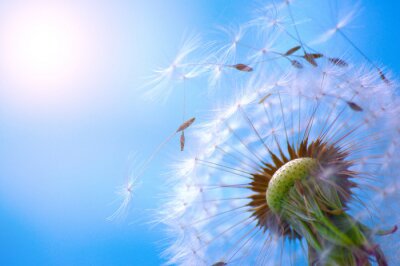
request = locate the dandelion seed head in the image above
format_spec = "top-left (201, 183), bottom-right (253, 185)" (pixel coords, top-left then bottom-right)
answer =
top-left (152, 1), bottom-right (400, 265)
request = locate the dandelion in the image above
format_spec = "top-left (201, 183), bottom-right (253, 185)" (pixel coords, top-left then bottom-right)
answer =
top-left (160, 67), bottom-right (399, 265)
top-left (154, 1), bottom-right (400, 265)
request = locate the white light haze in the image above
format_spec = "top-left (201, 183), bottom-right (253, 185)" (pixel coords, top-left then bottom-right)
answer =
top-left (0, 3), bottom-right (99, 116)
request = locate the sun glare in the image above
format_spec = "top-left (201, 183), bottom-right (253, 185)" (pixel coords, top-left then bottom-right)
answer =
top-left (1, 5), bottom-right (86, 85)
top-left (13, 20), bottom-right (74, 79)
top-left (0, 3), bottom-right (98, 115)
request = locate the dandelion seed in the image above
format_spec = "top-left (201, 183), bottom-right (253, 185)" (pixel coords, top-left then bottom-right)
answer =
top-left (308, 53), bottom-right (324, 59)
top-left (291, 59), bottom-right (303, 69)
top-left (180, 131), bottom-right (185, 152)
top-left (347, 101), bottom-right (363, 112)
top-left (258, 93), bottom-right (272, 104)
top-left (311, 3), bottom-right (360, 44)
top-left (176, 117), bottom-right (196, 133)
top-left (108, 175), bottom-right (140, 222)
top-left (378, 68), bottom-right (391, 85)
top-left (284, 45), bottom-right (301, 56)
top-left (231, 63), bottom-right (253, 72)
top-left (335, 29), bottom-right (392, 86)
top-left (303, 53), bottom-right (318, 67)
top-left (110, 117), bottom-right (198, 221)
top-left (328, 57), bottom-right (349, 67)
top-left (144, 35), bottom-right (205, 101)
top-left (212, 262), bottom-right (227, 266)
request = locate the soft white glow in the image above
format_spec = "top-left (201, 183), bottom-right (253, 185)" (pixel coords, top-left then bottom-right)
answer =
top-left (0, 3), bottom-right (98, 115)
top-left (1, 4), bottom-right (86, 84)
top-left (11, 19), bottom-right (76, 79)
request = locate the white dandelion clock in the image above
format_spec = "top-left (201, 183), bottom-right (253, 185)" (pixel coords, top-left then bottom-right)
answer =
top-left (151, 1), bottom-right (400, 265)
top-left (160, 66), bottom-right (399, 265)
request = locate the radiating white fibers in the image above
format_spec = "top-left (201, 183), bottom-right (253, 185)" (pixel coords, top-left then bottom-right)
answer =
top-left (151, 1), bottom-right (400, 265)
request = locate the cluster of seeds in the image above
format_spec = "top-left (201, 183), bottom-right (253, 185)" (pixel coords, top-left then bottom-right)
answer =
top-left (142, 1), bottom-right (400, 265)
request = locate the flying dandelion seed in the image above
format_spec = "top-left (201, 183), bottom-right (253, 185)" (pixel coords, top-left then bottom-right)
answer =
top-left (108, 175), bottom-right (140, 222)
top-left (108, 152), bottom-right (148, 222)
top-left (149, 1), bottom-right (400, 265)
top-left (109, 116), bottom-right (198, 221)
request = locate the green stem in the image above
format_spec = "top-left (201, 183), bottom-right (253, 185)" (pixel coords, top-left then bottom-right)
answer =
top-left (280, 177), bottom-right (384, 265)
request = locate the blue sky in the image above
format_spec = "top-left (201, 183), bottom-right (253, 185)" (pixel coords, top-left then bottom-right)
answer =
top-left (0, 1), bottom-right (399, 265)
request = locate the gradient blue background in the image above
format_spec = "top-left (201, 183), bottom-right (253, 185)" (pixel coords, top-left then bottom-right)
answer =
top-left (0, 1), bottom-right (399, 265)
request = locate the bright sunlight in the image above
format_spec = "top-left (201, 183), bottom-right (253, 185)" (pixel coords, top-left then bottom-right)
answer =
top-left (0, 3), bottom-right (98, 115)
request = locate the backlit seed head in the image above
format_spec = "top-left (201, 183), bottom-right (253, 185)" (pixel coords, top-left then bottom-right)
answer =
top-left (151, 1), bottom-right (400, 265)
